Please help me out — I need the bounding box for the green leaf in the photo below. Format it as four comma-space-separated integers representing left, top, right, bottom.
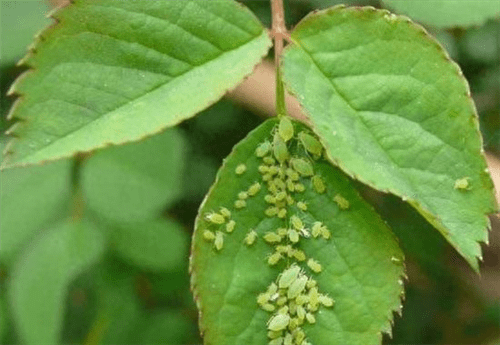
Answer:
382, 0, 500, 28
191, 118, 404, 345
8, 219, 105, 345
137, 310, 193, 345
281, 6, 498, 271
110, 218, 188, 272
0, 151, 71, 265
2, 0, 271, 168
82, 128, 185, 222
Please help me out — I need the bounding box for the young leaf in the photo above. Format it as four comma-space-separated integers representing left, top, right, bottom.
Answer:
0, 151, 71, 266
110, 218, 188, 272
2, 0, 271, 168
281, 6, 498, 271
382, 0, 500, 28
190, 118, 404, 345
8, 219, 105, 345
81, 128, 185, 222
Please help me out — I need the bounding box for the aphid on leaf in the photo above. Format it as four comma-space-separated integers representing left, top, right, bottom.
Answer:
286, 179, 295, 192
205, 212, 225, 224
258, 165, 269, 174
265, 206, 279, 217
297, 201, 307, 211
288, 229, 300, 243
290, 215, 303, 231
256, 141, 272, 157
264, 232, 282, 243
275, 191, 287, 201
278, 305, 289, 315
296, 294, 308, 306
288, 275, 308, 299
334, 194, 350, 210
268, 330, 282, 340
308, 287, 319, 310
319, 294, 334, 307
292, 249, 306, 262
238, 191, 248, 200
278, 117, 294, 142
203, 230, 215, 241
454, 177, 471, 190
311, 175, 326, 194
284, 332, 293, 345
306, 278, 317, 289
305, 312, 316, 324
290, 158, 314, 176
273, 136, 289, 164
235, 164, 247, 175
262, 173, 273, 182
277, 208, 287, 219
277, 296, 287, 306
277, 228, 288, 237
268, 314, 291, 331
234, 199, 246, 209
262, 303, 276, 312
225, 220, 236, 233
299, 227, 310, 238
298, 131, 323, 156
294, 328, 306, 344
269, 165, 279, 176
279, 264, 301, 288
267, 282, 278, 295
311, 222, 322, 238
257, 292, 271, 305
214, 231, 224, 250
248, 182, 262, 196
307, 258, 322, 273
286, 195, 295, 205
263, 156, 276, 165
288, 318, 299, 331
268, 251, 283, 265
219, 207, 231, 219
265, 194, 277, 204
296, 305, 306, 321
245, 230, 257, 246
294, 183, 305, 193
269, 337, 284, 345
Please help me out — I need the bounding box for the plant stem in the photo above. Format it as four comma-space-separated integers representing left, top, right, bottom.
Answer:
71, 153, 88, 220
271, 0, 288, 118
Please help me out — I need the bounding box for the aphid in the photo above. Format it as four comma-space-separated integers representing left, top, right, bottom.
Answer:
268, 251, 283, 265
278, 117, 294, 142
292, 249, 306, 262
290, 215, 303, 231
286, 179, 295, 192
257, 292, 271, 305
288, 300, 297, 315
290, 158, 314, 176
287, 275, 308, 299
277, 306, 289, 315
311, 175, 326, 194
293, 328, 306, 344
296, 294, 308, 306
319, 294, 334, 307
308, 287, 319, 310
305, 312, 316, 324
203, 230, 215, 241
273, 136, 289, 164
311, 222, 322, 238
225, 220, 236, 233
265, 194, 277, 204
234, 199, 246, 209
238, 191, 249, 200
256, 141, 272, 157
299, 228, 310, 238
268, 165, 279, 176
286, 195, 295, 205
307, 258, 322, 273
245, 230, 257, 246
277, 208, 287, 219
296, 305, 306, 321
306, 278, 317, 289
268, 314, 290, 331
219, 207, 231, 219
277, 228, 288, 237
248, 182, 262, 196
265, 206, 278, 217
263, 156, 276, 165
283, 332, 293, 345
273, 178, 286, 190
268, 337, 284, 345
275, 191, 287, 201
297, 201, 308, 211
288, 318, 299, 331
235, 163, 247, 175
454, 177, 470, 190
334, 194, 350, 210
288, 229, 300, 243
262, 173, 273, 182
294, 183, 305, 193
268, 330, 282, 340
214, 231, 224, 250
320, 226, 331, 240
278, 264, 301, 288
288, 170, 300, 181
262, 303, 276, 312
298, 131, 323, 156
267, 282, 278, 295
264, 232, 282, 243
277, 296, 287, 306
258, 165, 270, 174
205, 212, 225, 224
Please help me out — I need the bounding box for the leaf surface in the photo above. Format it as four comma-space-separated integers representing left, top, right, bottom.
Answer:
3, 0, 271, 167
281, 6, 498, 271
9, 219, 105, 345
382, 0, 500, 28
190, 118, 404, 345
81, 128, 185, 222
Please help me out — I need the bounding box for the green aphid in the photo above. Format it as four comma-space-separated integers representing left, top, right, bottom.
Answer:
290, 158, 314, 177
268, 182, 279, 195
321, 227, 331, 240
277, 228, 288, 237
294, 328, 306, 344
277, 305, 289, 315
273, 136, 289, 164
225, 220, 236, 233
262, 173, 273, 182
311, 222, 322, 238
290, 215, 303, 231
268, 314, 290, 332
311, 175, 326, 194
307, 258, 322, 273
264, 232, 282, 243
292, 249, 306, 262
454, 177, 470, 190
269, 165, 279, 176
265, 194, 277, 204
205, 212, 225, 224
219, 207, 231, 219
296, 305, 306, 321
214, 231, 224, 251
262, 303, 276, 312
308, 287, 319, 309
277, 208, 287, 219
276, 296, 287, 306
288, 301, 297, 315
273, 178, 286, 190
297, 201, 308, 211
265, 206, 278, 217
257, 292, 271, 305
245, 230, 258, 246
235, 163, 247, 175
296, 294, 308, 306
334, 194, 350, 210
287, 275, 308, 299
286, 195, 295, 205
203, 230, 215, 241
278, 117, 294, 142
263, 156, 276, 165
284, 332, 293, 345
256, 141, 272, 157
305, 312, 316, 324
268, 251, 283, 266
288, 318, 299, 331
269, 337, 284, 345
238, 191, 249, 200
276, 191, 287, 201
287, 169, 300, 181
267, 282, 279, 295
234, 199, 246, 209
286, 179, 295, 192
319, 294, 334, 307
288, 229, 300, 243
298, 131, 322, 156
278, 264, 301, 288
258, 165, 270, 174
306, 278, 317, 289
294, 183, 305, 193
248, 182, 262, 196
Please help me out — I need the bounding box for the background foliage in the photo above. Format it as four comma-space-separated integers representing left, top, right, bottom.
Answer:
0, 0, 499, 344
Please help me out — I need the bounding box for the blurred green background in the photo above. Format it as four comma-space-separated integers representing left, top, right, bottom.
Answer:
0, 0, 499, 344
